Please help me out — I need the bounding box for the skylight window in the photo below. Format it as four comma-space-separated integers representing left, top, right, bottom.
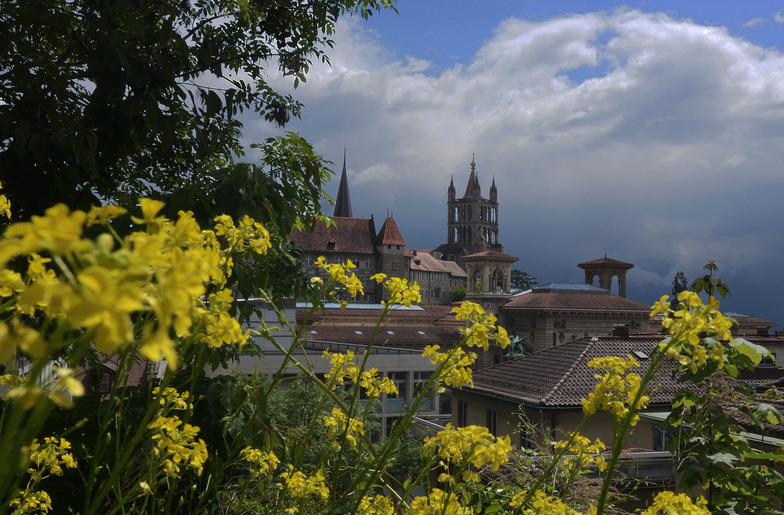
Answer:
387, 330, 395, 335
354, 330, 363, 335
633, 350, 649, 360
310, 330, 317, 335
417, 330, 426, 335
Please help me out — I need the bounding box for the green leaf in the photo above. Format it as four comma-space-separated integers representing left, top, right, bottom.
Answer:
732, 338, 770, 366
707, 452, 739, 466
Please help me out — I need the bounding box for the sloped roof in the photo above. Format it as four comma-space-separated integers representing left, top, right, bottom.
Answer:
376, 216, 407, 246
467, 337, 676, 407
502, 288, 651, 312
463, 250, 518, 262
410, 251, 467, 277
578, 255, 634, 269
726, 313, 776, 329
288, 217, 376, 254
304, 326, 461, 350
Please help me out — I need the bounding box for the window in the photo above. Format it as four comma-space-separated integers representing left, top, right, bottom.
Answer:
305, 255, 313, 266
99, 372, 111, 393
457, 400, 468, 427
366, 257, 373, 269
390, 262, 398, 271
486, 409, 498, 436
386, 372, 407, 411
414, 371, 434, 410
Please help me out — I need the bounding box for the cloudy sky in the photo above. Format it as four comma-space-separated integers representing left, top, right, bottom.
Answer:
246, 1, 784, 328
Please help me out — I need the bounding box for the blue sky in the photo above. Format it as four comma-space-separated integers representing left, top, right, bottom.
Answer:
246, 1, 784, 329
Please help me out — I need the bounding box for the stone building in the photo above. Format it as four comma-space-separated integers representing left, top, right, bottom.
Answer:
499, 281, 653, 354
288, 151, 467, 305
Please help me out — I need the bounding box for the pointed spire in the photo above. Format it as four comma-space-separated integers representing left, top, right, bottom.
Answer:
333, 146, 353, 218
463, 155, 481, 199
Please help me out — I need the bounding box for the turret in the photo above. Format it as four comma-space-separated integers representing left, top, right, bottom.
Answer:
448, 175, 455, 201
490, 176, 497, 202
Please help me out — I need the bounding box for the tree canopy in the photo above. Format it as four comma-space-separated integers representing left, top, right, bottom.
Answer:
0, 0, 395, 221
511, 269, 538, 290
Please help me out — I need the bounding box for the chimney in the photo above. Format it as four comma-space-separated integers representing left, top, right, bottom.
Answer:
612, 324, 630, 338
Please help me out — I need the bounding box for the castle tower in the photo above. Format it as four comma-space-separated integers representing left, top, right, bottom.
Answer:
443, 156, 502, 259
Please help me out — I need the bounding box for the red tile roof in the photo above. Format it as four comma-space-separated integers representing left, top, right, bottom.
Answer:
502, 290, 651, 312
410, 251, 467, 277
376, 216, 407, 246
463, 250, 518, 262
288, 217, 376, 254
578, 255, 634, 269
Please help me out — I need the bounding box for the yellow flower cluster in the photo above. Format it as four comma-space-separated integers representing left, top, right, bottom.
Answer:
554, 433, 607, 472
0, 181, 10, 219
423, 345, 476, 388
213, 214, 272, 252
9, 489, 52, 514
357, 494, 395, 515
322, 349, 360, 388
321, 351, 397, 399
26, 437, 77, 481
410, 488, 474, 515
147, 415, 208, 478
424, 424, 512, 483
314, 256, 364, 301
153, 386, 190, 410
453, 301, 511, 351
279, 465, 329, 501
370, 273, 421, 308
581, 356, 649, 426
640, 491, 709, 514
0, 200, 264, 387
323, 407, 365, 446
651, 291, 732, 373
240, 446, 280, 477
510, 490, 588, 514
359, 368, 398, 399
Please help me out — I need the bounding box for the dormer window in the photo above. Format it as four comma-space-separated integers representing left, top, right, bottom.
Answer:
327, 240, 336, 250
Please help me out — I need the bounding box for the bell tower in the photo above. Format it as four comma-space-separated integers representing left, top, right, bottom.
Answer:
445, 156, 501, 257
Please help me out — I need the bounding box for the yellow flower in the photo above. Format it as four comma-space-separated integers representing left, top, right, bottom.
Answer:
280, 465, 329, 500
134, 198, 167, 226
410, 488, 474, 515
357, 494, 394, 515
0, 181, 10, 219
9, 489, 52, 514
26, 437, 77, 480
240, 446, 280, 477
86, 204, 128, 226
147, 415, 208, 478
640, 491, 709, 514
323, 407, 365, 446
424, 424, 512, 473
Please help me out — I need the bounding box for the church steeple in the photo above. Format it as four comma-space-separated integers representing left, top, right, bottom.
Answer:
333, 147, 353, 218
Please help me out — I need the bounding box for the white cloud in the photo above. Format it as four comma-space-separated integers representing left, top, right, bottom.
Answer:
775, 11, 784, 24
744, 17, 765, 28
253, 10, 784, 325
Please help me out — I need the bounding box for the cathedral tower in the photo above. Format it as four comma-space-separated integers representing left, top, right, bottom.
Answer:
440, 157, 502, 261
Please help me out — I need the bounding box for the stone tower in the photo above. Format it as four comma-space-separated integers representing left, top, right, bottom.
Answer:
577, 255, 634, 298
440, 157, 502, 261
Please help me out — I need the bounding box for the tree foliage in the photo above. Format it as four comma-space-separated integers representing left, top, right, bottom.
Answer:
511, 269, 538, 290
670, 271, 688, 311
0, 0, 395, 220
